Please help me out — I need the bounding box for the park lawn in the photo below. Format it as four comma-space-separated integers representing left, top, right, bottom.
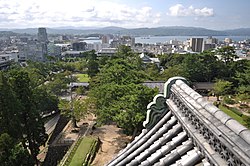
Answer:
219, 105, 245, 125
75, 74, 90, 82
69, 137, 96, 166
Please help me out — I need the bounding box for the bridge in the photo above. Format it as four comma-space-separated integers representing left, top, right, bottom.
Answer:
107, 77, 250, 166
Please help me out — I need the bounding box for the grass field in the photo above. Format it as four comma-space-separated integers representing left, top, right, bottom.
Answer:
75, 74, 90, 82
219, 105, 245, 125
69, 137, 96, 166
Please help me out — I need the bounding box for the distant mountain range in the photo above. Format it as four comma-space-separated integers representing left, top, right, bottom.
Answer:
1, 26, 250, 36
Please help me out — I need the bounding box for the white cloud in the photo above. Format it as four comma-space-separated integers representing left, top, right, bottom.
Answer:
0, 0, 161, 28
168, 4, 214, 17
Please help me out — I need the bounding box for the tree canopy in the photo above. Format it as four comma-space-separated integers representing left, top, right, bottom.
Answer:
88, 46, 157, 136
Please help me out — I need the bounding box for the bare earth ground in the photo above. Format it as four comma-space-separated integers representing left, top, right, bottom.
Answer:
91, 125, 131, 166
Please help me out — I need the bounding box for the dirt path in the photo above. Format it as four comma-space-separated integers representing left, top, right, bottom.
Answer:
91, 125, 131, 166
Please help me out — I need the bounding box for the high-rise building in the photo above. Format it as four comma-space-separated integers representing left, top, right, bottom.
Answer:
17, 42, 47, 62
38, 27, 48, 42
47, 43, 61, 57
190, 38, 204, 52
102, 35, 109, 44
72, 42, 86, 51
206, 36, 218, 44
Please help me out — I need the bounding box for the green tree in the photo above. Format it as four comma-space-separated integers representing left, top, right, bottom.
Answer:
58, 98, 88, 128
76, 86, 85, 95
158, 53, 185, 68
158, 65, 186, 81
89, 53, 156, 136
8, 70, 48, 164
116, 45, 135, 58
216, 46, 238, 64
143, 63, 160, 80
112, 84, 156, 136
234, 61, 250, 103
87, 60, 99, 78
182, 54, 206, 82
86, 50, 99, 78
33, 87, 58, 114
92, 58, 147, 86
212, 79, 233, 101
0, 72, 21, 139
242, 115, 250, 128
199, 51, 222, 82
0, 133, 14, 165
45, 71, 74, 95
0, 133, 34, 166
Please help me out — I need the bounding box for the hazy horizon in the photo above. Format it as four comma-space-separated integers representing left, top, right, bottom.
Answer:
1, 25, 250, 31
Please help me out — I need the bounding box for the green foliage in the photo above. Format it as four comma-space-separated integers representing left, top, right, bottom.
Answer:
33, 87, 58, 114
213, 79, 233, 100
242, 115, 250, 128
234, 61, 250, 103
219, 105, 245, 125
59, 98, 88, 122
1, 59, 92, 163
75, 73, 90, 82
0, 72, 21, 139
86, 50, 99, 78
87, 60, 99, 78
76, 86, 85, 95
198, 52, 222, 82
89, 46, 157, 135
58, 99, 72, 118
45, 71, 75, 95
6, 70, 48, 163
223, 96, 236, 105
116, 45, 135, 58
143, 63, 160, 80
216, 46, 238, 64
158, 53, 185, 68
157, 48, 248, 86
0, 133, 14, 165
93, 58, 147, 86
0, 133, 34, 166
181, 54, 206, 82
225, 105, 243, 117
158, 65, 186, 81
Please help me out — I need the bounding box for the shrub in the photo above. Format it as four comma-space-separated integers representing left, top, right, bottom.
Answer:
223, 104, 243, 117
230, 107, 243, 117
223, 96, 236, 104
242, 115, 250, 128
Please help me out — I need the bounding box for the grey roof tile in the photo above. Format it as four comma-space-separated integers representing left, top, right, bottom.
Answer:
173, 148, 203, 166
239, 130, 250, 145
214, 111, 232, 124
225, 119, 247, 135
196, 97, 210, 107
107, 78, 250, 166
157, 140, 193, 166
190, 91, 203, 100
204, 103, 220, 115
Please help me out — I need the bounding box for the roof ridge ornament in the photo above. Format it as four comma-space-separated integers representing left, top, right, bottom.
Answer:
143, 94, 168, 129
164, 76, 188, 99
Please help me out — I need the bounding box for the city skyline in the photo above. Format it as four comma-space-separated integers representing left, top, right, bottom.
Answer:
0, 0, 250, 30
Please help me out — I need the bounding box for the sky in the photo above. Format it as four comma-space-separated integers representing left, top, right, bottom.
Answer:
0, 0, 249, 30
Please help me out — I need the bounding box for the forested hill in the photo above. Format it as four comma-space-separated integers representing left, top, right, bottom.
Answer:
1, 26, 250, 36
